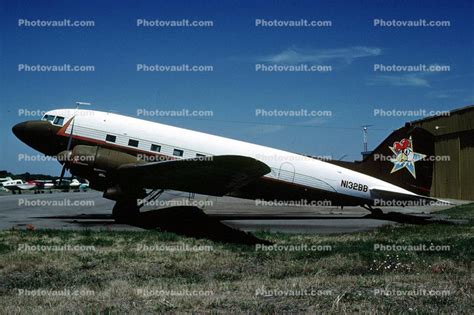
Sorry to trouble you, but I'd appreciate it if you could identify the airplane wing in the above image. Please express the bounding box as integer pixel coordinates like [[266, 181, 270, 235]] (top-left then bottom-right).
[[370, 187, 451, 205], [117, 155, 271, 196]]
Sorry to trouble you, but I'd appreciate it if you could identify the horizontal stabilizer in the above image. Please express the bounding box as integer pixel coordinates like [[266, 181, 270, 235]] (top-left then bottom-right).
[[370, 187, 452, 206]]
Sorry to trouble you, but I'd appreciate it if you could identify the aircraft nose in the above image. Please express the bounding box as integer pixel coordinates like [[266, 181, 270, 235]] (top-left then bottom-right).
[[12, 120, 56, 154], [12, 121, 29, 141]]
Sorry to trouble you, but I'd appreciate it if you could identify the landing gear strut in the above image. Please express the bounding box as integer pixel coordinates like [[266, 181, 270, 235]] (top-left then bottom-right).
[[137, 189, 164, 208], [362, 204, 384, 215], [112, 189, 164, 223]]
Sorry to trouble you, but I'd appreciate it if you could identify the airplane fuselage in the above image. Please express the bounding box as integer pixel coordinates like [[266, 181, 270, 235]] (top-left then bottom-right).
[[12, 109, 421, 207]]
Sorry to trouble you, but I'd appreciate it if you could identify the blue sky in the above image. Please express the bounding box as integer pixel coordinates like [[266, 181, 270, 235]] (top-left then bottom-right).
[[1, 0, 473, 175]]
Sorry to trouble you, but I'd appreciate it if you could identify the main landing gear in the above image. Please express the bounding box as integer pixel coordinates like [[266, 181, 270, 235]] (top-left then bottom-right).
[[112, 189, 164, 223], [362, 204, 384, 215]]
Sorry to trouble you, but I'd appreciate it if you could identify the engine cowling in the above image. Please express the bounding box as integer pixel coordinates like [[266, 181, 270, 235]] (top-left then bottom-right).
[[68, 145, 145, 171], [57, 145, 146, 190]]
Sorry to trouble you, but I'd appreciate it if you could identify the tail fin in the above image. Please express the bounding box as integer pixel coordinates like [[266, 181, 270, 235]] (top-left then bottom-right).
[[327, 126, 435, 196], [359, 125, 435, 196]]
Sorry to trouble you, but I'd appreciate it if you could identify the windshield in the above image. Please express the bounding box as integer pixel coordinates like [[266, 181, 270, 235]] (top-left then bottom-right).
[[41, 114, 65, 126], [53, 116, 65, 126], [42, 114, 55, 122]]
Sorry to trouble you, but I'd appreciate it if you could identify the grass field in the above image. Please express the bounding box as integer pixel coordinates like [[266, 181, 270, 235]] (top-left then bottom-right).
[[0, 204, 472, 314]]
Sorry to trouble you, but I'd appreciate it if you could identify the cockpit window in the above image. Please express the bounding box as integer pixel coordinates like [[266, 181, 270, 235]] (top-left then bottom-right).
[[53, 116, 65, 126], [42, 114, 55, 122]]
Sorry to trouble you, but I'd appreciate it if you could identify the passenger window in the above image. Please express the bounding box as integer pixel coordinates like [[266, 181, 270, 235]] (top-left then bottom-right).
[[128, 139, 139, 147], [150, 144, 161, 152], [173, 149, 184, 157], [105, 134, 116, 143]]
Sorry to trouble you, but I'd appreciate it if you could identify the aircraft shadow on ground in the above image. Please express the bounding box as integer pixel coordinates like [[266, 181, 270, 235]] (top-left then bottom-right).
[[128, 206, 272, 245], [41, 206, 272, 245], [39, 207, 461, 245]]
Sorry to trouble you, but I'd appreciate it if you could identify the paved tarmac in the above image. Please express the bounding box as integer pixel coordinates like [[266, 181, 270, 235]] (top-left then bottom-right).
[[0, 190, 458, 234]]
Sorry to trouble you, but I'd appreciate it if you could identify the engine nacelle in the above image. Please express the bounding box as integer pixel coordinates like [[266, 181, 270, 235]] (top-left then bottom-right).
[[68, 145, 145, 171], [58, 145, 146, 190]]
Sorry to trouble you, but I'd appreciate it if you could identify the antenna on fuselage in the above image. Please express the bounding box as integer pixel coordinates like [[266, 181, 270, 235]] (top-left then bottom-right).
[[76, 102, 92, 107]]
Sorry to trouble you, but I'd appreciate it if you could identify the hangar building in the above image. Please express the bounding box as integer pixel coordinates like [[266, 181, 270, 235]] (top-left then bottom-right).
[[407, 105, 474, 200]]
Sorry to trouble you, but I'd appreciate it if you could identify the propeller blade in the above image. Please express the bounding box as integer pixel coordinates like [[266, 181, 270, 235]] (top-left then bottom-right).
[[65, 117, 76, 152], [58, 163, 67, 187], [58, 115, 76, 186]]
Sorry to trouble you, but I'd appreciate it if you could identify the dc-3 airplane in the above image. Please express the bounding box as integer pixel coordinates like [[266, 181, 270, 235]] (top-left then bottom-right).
[[12, 108, 445, 222]]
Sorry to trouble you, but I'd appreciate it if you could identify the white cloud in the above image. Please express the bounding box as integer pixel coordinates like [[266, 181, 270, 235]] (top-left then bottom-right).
[[259, 46, 382, 65], [367, 74, 430, 87]]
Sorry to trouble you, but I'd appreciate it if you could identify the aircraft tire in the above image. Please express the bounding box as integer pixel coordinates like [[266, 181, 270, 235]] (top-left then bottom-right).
[[113, 199, 140, 223]]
